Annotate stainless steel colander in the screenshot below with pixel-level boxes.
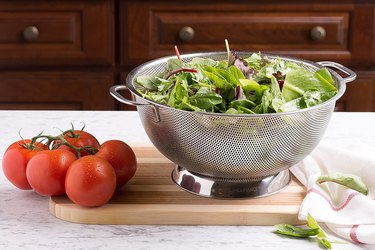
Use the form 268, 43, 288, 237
110, 52, 356, 198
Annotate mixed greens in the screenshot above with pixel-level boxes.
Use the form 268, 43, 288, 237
135, 47, 338, 114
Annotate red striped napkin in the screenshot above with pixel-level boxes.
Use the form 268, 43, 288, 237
290, 142, 375, 245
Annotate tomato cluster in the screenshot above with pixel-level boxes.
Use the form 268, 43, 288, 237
2, 128, 137, 207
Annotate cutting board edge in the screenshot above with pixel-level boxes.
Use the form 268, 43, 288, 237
48, 146, 306, 226
49, 200, 304, 226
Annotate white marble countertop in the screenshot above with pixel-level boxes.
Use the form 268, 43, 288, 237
0, 110, 374, 250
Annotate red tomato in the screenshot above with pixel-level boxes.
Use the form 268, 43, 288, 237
96, 140, 137, 189
65, 155, 116, 207
26, 149, 77, 196
54, 130, 100, 157
2, 140, 47, 190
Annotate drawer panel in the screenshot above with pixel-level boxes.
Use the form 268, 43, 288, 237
0, 71, 115, 110
0, 0, 114, 66
121, 2, 352, 65
0, 12, 80, 48
155, 12, 347, 46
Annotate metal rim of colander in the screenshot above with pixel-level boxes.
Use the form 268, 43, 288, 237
125, 51, 347, 117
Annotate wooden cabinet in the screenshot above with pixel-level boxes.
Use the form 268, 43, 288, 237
121, 2, 352, 65
0, 71, 114, 110
120, 0, 375, 112
0, 1, 114, 66
337, 71, 375, 112
0, 0, 115, 110
1, 0, 375, 111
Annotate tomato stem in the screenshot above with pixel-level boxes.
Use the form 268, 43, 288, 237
62, 122, 86, 139
18, 129, 45, 151
30, 133, 98, 158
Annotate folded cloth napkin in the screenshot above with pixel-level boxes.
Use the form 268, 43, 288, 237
290, 141, 375, 245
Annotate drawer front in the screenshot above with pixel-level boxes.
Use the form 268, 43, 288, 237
0, 0, 114, 66
121, 2, 352, 65
156, 12, 347, 47
0, 71, 115, 110
0, 12, 79, 44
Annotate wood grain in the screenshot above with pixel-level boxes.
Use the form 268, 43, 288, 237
0, 0, 114, 66
120, 1, 353, 65
0, 71, 115, 110
0, 1, 373, 112
49, 147, 306, 225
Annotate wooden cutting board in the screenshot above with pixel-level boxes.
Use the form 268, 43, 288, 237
49, 146, 306, 225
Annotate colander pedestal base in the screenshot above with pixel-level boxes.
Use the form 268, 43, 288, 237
171, 165, 291, 199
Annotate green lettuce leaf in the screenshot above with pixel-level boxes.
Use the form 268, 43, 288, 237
279, 97, 306, 112
136, 75, 160, 91
189, 87, 222, 109
274, 224, 320, 238
282, 68, 337, 102
239, 79, 267, 103
189, 57, 218, 68
136, 52, 338, 115
316, 172, 369, 195
166, 58, 183, 73
177, 99, 202, 111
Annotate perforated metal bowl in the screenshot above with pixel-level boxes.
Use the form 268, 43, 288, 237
110, 52, 356, 198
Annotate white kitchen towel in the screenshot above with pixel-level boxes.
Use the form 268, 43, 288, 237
290, 141, 375, 245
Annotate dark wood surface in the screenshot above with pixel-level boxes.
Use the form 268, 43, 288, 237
338, 71, 375, 112
0, 0, 374, 111
0, 71, 115, 110
121, 2, 353, 65
0, 0, 114, 66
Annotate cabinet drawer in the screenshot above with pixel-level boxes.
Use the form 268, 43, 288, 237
0, 0, 114, 66
0, 71, 115, 110
156, 12, 348, 47
121, 2, 351, 65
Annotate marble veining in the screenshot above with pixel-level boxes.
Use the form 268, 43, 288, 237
0, 111, 374, 250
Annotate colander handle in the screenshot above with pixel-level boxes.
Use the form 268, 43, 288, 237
109, 85, 160, 122
317, 61, 357, 83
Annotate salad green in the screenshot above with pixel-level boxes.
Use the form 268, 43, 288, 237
316, 172, 369, 195
275, 213, 347, 249
135, 50, 338, 114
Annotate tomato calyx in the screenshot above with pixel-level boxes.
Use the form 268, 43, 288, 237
18, 139, 39, 151
61, 123, 86, 139
18, 131, 45, 151
30, 133, 99, 158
